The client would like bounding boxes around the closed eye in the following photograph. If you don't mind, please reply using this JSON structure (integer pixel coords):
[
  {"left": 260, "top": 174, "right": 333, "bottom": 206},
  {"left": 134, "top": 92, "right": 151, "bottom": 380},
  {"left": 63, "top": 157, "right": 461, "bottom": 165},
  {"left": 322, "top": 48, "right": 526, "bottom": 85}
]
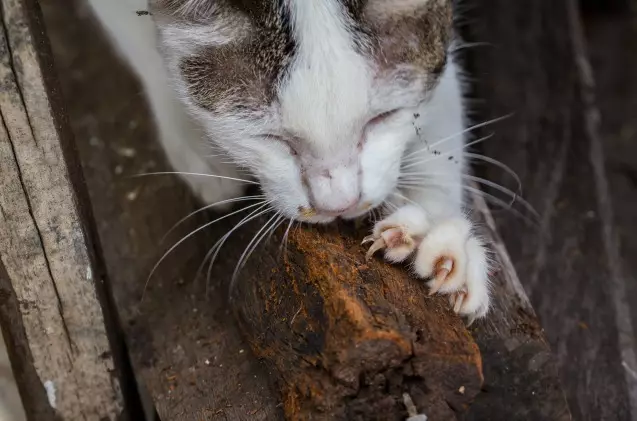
[
  {"left": 261, "top": 134, "right": 299, "bottom": 156},
  {"left": 366, "top": 109, "right": 402, "bottom": 128},
  {"left": 359, "top": 109, "right": 403, "bottom": 148}
]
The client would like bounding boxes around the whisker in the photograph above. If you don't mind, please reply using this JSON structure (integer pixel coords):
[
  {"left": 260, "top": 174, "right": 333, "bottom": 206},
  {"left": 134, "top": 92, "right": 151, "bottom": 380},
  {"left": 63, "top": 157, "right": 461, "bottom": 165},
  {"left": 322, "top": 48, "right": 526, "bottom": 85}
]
[
  {"left": 200, "top": 203, "right": 274, "bottom": 293},
  {"left": 399, "top": 173, "right": 537, "bottom": 217},
  {"left": 401, "top": 133, "right": 494, "bottom": 170},
  {"left": 230, "top": 212, "right": 283, "bottom": 293},
  {"left": 279, "top": 218, "right": 295, "bottom": 257},
  {"left": 142, "top": 200, "right": 267, "bottom": 300},
  {"left": 265, "top": 214, "right": 287, "bottom": 244},
  {"left": 450, "top": 41, "right": 493, "bottom": 53},
  {"left": 131, "top": 171, "right": 259, "bottom": 185},
  {"left": 464, "top": 152, "right": 522, "bottom": 195},
  {"left": 160, "top": 195, "right": 266, "bottom": 244},
  {"left": 403, "top": 114, "right": 512, "bottom": 160},
  {"left": 397, "top": 182, "right": 536, "bottom": 226},
  {"left": 390, "top": 191, "right": 422, "bottom": 210}
]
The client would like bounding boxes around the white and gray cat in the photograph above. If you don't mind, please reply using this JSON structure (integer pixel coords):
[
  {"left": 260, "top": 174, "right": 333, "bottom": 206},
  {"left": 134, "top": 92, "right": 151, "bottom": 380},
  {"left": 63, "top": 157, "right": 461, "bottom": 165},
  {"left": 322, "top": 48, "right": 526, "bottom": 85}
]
[{"left": 87, "top": 0, "right": 491, "bottom": 321}]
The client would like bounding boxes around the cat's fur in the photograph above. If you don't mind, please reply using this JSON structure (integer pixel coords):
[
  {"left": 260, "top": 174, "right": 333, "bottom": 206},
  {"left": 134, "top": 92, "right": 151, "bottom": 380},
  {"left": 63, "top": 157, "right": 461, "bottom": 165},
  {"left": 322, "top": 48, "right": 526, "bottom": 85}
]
[{"left": 87, "top": 0, "right": 491, "bottom": 319}]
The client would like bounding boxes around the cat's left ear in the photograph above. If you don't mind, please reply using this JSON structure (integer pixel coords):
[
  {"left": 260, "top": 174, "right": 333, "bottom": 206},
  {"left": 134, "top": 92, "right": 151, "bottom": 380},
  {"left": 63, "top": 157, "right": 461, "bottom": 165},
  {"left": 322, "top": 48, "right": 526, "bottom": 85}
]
[{"left": 363, "top": 0, "right": 451, "bottom": 21}]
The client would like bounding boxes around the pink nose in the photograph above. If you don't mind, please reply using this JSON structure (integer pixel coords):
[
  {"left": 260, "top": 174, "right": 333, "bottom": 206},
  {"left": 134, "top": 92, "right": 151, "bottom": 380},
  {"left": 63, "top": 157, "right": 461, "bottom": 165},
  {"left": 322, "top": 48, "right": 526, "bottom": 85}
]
[{"left": 307, "top": 166, "right": 360, "bottom": 215}]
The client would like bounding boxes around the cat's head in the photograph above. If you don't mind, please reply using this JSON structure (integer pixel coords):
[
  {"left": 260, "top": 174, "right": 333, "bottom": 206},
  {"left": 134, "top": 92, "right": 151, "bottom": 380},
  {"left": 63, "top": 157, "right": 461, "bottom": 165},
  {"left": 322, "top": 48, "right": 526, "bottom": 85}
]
[{"left": 151, "top": 0, "right": 453, "bottom": 223}]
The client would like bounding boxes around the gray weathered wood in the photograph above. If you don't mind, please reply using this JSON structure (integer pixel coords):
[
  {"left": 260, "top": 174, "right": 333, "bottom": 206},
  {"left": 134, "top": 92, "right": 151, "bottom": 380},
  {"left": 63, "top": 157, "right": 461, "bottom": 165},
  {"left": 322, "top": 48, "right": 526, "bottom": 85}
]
[
  {"left": 0, "top": 0, "right": 126, "bottom": 419},
  {"left": 463, "top": 0, "right": 637, "bottom": 418}
]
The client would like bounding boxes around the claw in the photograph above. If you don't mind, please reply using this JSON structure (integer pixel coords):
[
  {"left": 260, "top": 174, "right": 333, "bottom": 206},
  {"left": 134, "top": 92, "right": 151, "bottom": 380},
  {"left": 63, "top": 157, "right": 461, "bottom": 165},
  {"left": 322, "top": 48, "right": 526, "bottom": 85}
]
[
  {"left": 466, "top": 314, "right": 477, "bottom": 327},
  {"left": 453, "top": 290, "right": 466, "bottom": 313},
  {"left": 361, "top": 234, "right": 376, "bottom": 245},
  {"left": 428, "top": 257, "right": 453, "bottom": 296},
  {"left": 365, "top": 238, "right": 386, "bottom": 261}
]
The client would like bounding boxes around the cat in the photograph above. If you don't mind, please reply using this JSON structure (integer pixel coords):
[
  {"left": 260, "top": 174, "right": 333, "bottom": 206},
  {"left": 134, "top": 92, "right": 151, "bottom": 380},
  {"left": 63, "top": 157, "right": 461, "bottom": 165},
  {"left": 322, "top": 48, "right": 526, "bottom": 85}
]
[{"left": 87, "top": 0, "right": 491, "bottom": 322}]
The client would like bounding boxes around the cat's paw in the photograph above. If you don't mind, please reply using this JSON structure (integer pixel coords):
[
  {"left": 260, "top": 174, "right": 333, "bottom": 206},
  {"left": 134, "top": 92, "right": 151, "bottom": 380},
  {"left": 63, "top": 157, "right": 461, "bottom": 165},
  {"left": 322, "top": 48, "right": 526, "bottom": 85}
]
[{"left": 364, "top": 205, "right": 491, "bottom": 323}]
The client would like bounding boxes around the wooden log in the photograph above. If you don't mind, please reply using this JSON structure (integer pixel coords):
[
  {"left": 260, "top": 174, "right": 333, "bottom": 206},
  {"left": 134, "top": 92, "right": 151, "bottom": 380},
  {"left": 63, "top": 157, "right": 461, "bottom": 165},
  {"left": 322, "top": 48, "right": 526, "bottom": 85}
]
[
  {"left": 232, "top": 223, "right": 483, "bottom": 421},
  {"left": 0, "top": 0, "right": 139, "bottom": 419}
]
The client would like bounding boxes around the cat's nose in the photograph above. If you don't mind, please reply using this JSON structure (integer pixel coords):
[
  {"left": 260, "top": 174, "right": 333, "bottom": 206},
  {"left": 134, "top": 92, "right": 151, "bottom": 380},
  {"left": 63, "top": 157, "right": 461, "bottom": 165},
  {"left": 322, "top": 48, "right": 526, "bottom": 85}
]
[{"left": 307, "top": 166, "right": 360, "bottom": 215}]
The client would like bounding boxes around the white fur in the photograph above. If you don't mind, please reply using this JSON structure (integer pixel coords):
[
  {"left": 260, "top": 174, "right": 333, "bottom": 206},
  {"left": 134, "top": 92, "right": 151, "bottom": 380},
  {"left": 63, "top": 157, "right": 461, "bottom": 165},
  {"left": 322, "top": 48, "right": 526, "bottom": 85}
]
[
  {"left": 86, "top": 0, "right": 244, "bottom": 208},
  {"left": 87, "top": 0, "right": 492, "bottom": 319},
  {"left": 365, "top": 61, "right": 491, "bottom": 320}
]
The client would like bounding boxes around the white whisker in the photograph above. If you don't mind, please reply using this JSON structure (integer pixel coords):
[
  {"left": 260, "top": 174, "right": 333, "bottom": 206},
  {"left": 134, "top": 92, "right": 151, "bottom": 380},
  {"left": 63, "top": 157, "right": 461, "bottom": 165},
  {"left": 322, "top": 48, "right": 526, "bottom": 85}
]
[
  {"left": 132, "top": 171, "right": 259, "bottom": 185},
  {"left": 199, "top": 203, "right": 274, "bottom": 292},
  {"left": 464, "top": 152, "right": 522, "bottom": 195},
  {"left": 390, "top": 191, "right": 422, "bottom": 210},
  {"left": 279, "top": 218, "right": 295, "bottom": 257},
  {"left": 399, "top": 173, "right": 537, "bottom": 217},
  {"left": 397, "top": 182, "right": 536, "bottom": 225},
  {"left": 404, "top": 114, "right": 511, "bottom": 160},
  {"left": 401, "top": 133, "right": 494, "bottom": 170},
  {"left": 230, "top": 212, "right": 283, "bottom": 293},
  {"left": 161, "top": 195, "right": 266, "bottom": 244},
  {"left": 142, "top": 200, "right": 267, "bottom": 300}
]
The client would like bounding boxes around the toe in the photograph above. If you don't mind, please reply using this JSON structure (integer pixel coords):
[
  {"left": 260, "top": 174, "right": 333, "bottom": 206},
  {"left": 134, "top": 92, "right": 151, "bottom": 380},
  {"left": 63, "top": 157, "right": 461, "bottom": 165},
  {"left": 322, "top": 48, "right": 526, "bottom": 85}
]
[
  {"left": 427, "top": 257, "right": 454, "bottom": 295},
  {"left": 365, "top": 238, "right": 387, "bottom": 260}
]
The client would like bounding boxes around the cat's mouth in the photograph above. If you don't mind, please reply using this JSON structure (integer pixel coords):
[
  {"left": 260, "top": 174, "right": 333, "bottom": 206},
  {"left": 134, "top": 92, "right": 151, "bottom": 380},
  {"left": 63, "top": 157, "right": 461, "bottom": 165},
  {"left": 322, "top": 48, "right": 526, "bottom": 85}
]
[{"left": 296, "top": 201, "right": 376, "bottom": 224}]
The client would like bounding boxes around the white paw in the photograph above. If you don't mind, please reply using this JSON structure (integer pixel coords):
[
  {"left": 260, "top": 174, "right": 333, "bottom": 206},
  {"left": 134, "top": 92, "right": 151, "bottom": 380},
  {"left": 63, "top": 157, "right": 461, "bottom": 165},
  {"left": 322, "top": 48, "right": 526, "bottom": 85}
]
[{"left": 364, "top": 205, "right": 491, "bottom": 323}]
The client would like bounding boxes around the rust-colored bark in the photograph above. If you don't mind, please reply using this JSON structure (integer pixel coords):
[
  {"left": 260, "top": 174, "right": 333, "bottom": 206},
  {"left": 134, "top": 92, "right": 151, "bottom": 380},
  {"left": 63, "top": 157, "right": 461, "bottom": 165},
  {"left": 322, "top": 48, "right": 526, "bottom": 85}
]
[{"left": 232, "top": 223, "right": 483, "bottom": 421}]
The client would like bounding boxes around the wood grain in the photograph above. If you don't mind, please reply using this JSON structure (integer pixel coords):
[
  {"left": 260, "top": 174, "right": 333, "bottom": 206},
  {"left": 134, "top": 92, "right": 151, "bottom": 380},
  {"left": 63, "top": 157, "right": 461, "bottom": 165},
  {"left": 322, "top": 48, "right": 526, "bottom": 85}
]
[
  {"left": 462, "top": 0, "right": 637, "bottom": 419},
  {"left": 0, "top": 0, "right": 127, "bottom": 419}
]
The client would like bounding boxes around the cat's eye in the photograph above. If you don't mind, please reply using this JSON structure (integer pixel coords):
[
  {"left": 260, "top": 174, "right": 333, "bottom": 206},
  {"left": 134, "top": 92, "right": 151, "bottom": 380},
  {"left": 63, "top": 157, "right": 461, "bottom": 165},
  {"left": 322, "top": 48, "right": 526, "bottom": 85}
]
[
  {"left": 261, "top": 134, "right": 298, "bottom": 156},
  {"left": 359, "top": 109, "right": 402, "bottom": 148},
  {"left": 366, "top": 109, "right": 401, "bottom": 128}
]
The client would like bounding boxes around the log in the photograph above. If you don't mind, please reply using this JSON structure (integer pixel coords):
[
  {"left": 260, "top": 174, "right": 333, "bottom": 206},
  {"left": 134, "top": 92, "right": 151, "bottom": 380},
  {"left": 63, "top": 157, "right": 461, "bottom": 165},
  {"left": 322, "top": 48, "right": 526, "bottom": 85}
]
[
  {"left": 232, "top": 223, "right": 483, "bottom": 421},
  {"left": 0, "top": 0, "right": 142, "bottom": 419}
]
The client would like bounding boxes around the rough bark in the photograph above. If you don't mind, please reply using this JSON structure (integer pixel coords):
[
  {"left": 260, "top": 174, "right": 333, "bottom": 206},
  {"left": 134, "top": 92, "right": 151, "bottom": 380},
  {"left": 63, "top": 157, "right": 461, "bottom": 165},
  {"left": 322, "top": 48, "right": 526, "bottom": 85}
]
[{"left": 233, "top": 223, "right": 483, "bottom": 421}]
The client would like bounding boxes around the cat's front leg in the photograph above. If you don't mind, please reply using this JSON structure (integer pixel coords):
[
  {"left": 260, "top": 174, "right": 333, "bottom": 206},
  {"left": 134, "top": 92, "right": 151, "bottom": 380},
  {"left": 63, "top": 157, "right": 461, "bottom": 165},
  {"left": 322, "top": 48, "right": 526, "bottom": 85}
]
[{"left": 364, "top": 61, "right": 492, "bottom": 322}]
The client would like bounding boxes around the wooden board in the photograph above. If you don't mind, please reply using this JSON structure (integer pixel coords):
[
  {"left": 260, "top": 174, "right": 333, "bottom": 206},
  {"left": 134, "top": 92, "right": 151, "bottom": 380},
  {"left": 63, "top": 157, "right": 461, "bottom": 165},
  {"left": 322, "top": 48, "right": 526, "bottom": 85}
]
[
  {"left": 0, "top": 0, "right": 132, "bottom": 419},
  {"left": 463, "top": 0, "right": 637, "bottom": 419},
  {"left": 38, "top": 1, "right": 572, "bottom": 420}
]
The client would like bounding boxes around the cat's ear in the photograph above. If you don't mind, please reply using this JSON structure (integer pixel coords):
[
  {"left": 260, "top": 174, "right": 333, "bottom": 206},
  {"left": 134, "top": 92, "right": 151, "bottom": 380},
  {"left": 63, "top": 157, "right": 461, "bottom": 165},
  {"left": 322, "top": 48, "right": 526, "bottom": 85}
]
[
  {"left": 150, "top": 0, "right": 218, "bottom": 22},
  {"left": 363, "top": 0, "right": 452, "bottom": 76},
  {"left": 364, "top": 0, "right": 450, "bottom": 21},
  {"left": 149, "top": 0, "right": 251, "bottom": 52}
]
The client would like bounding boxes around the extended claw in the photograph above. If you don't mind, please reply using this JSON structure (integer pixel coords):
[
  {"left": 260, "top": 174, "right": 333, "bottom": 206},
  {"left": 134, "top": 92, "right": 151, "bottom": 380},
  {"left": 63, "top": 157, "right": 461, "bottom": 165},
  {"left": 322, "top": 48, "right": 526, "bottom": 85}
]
[
  {"left": 361, "top": 235, "right": 376, "bottom": 245},
  {"left": 365, "top": 238, "right": 387, "bottom": 261},
  {"left": 428, "top": 257, "right": 454, "bottom": 296},
  {"left": 452, "top": 290, "right": 467, "bottom": 313}
]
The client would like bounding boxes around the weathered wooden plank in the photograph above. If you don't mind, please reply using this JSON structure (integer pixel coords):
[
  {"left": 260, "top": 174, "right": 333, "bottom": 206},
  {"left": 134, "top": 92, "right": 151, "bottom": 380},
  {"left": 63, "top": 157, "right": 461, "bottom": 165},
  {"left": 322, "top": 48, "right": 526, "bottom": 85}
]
[
  {"left": 0, "top": 0, "right": 128, "bottom": 419},
  {"left": 462, "top": 0, "right": 637, "bottom": 419}
]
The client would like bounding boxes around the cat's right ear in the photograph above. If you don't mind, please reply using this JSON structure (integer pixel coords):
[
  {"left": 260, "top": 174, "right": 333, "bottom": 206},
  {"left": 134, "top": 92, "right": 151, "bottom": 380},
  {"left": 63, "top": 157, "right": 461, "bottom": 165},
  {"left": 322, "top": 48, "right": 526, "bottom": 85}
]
[
  {"left": 149, "top": 0, "right": 251, "bottom": 53},
  {"left": 150, "top": 0, "right": 218, "bottom": 22}
]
